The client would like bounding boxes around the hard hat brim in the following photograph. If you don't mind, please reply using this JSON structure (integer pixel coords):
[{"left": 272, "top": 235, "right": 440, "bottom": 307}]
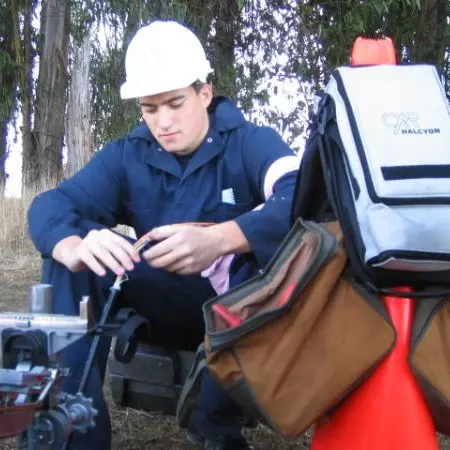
[{"left": 120, "top": 73, "right": 209, "bottom": 100}]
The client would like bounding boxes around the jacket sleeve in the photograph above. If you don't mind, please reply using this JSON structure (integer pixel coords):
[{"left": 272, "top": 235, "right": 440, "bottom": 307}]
[
  {"left": 27, "top": 140, "right": 128, "bottom": 258},
  {"left": 234, "top": 126, "right": 300, "bottom": 267}
]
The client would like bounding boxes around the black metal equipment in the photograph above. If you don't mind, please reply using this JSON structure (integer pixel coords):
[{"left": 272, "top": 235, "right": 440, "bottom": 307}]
[
  {"left": 0, "top": 283, "right": 100, "bottom": 449},
  {"left": 109, "top": 343, "right": 195, "bottom": 416},
  {"left": 0, "top": 278, "right": 149, "bottom": 450}
]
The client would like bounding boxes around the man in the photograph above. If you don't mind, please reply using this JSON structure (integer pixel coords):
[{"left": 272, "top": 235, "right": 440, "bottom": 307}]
[{"left": 27, "top": 20, "right": 300, "bottom": 450}]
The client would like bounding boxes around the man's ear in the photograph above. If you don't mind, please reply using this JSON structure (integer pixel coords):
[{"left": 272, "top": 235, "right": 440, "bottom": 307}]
[{"left": 200, "top": 83, "right": 213, "bottom": 108}]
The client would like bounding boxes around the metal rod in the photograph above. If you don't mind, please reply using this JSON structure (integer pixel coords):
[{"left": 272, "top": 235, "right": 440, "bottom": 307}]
[
  {"left": 61, "top": 282, "right": 123, "bottom": 450},
  {"left": 78, "top": 287, "right": 120, "bottom": 393}
]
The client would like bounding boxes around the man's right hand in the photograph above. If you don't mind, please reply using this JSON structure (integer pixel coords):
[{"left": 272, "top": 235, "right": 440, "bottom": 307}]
[{"left": 52, "top": 230, "right": 141, "bottom": 277}]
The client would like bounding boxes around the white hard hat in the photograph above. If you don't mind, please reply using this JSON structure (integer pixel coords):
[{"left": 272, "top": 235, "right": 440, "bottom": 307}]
[{"left": 120, "top": 21, "right": 213, "bottom": 99}]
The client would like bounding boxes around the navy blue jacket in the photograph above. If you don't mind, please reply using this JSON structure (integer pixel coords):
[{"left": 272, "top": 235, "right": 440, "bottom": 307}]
[{"left": 28, "top": 97, "right": 299, "bottom": 268}]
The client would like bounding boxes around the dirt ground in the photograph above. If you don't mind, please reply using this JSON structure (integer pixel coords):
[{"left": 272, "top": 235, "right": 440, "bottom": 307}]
[{"left": 0, "top": 250, "right": 449, "bottom": 449}]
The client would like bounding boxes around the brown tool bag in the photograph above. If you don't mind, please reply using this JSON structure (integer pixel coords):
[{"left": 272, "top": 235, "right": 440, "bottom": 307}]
[
  {"left": 410, "top": 295, "right": 450, "bottom": 436},
  {"left": 178, "top": 219, "right": 396, "bottom": 437}
]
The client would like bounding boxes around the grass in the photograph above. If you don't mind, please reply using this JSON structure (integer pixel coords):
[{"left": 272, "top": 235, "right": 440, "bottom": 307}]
[{"left": 0, "top": 189, "right": 37, "bottom": 257}]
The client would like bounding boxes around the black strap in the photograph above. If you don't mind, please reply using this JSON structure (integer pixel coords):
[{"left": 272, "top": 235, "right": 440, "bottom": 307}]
[
  {"left": 176, "top": 344, "right": 206, "bottom": 429},
  {"left": 114, "top": 315, "right": 150, "bottom": 363}
]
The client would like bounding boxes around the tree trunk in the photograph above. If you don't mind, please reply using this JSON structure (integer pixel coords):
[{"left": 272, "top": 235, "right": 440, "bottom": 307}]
[
  {"left": 32, "top": 0, "right": 70, "bottom": 188},
  {"left": 0, "top": 120, "right": 8, "bottom": 194},
  {"left": 65, "top": 32, "right": 92, "bottom": 177},
  {"left": 18, "top": 0, "right": 39, "bottom": 192},
  {"left": 413, "top": 0, "right": 448, "bottom": 67},
  {"left": 0, "top": 7, "right": 15, "bottom": 194},
  {"left": 185, "top": 0, "right": 214, "bottom": 45},
  {"left": 212, "top": 1, "right": 240, "bottom": 99}
]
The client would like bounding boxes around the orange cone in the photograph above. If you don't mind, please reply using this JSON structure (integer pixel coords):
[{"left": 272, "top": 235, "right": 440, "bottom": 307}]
[
  {"left": 350, "top": 37, "right": 397, "bottom": 66},
  {"left": 311, "top": 288, "right": 438, "bottom": 450}
]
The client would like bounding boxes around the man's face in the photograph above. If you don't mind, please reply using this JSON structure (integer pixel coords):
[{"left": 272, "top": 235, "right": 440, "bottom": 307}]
[{"left": 138, "top": 84, "right": 213, "bottom": 155}]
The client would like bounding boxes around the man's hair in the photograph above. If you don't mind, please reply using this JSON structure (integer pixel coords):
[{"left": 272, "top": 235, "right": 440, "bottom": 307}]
[{"left": 191, "top": 80, "right": 205, "bottom": 94}]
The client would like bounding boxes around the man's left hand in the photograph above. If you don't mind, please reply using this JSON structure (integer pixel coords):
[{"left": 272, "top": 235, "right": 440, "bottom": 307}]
[{"left": 143, "top": 224, "right": 225, "bottom": 274}]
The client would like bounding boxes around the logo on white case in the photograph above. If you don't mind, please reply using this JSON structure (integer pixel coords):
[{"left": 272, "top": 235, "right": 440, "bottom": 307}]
[{"left": 382, "top": 112, "right": 440, "bottom": 135}]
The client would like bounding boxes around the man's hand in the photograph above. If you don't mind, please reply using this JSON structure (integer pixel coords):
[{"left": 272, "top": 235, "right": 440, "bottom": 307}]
[
  {"left": 143, "top": 221, "right": 249, "bottom": 275},
  {"left": 52, "top": 230, "right": 141, "bottom": 277}
]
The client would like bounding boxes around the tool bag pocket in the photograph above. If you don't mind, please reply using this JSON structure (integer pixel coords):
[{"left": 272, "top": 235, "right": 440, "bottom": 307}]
[
  {"left": 410, "top": 295, "right": 450, "bottom": 436},
  {"left": 202, "top": 219, "right": 396, "bottom": 437}
]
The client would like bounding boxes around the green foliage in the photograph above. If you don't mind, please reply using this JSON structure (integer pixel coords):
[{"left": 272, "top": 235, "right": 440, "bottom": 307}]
[
  {"left": 293, "top": 0, "right": 449, "bottom": 83},
  {"left": 54, "top": 0, "right": 450, "bottom": 153},
  {"left": 234, "top": 0, "right": 314, "bottom": 147},
  {"left": 90, "top": 44, "right": 140, "bottom": 148}
]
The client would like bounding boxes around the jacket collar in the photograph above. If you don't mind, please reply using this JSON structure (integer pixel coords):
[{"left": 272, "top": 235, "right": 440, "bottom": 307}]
[
  {"left": 208, "top": 96, "right": 246, "bottom": 132},
  {"left": 130, "top": 96, "right": 245, "bottom": 178}
]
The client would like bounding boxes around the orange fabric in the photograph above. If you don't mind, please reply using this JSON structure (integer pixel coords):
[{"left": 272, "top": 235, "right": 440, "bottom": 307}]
[{"left": 350, "top": 37, "right": 397, "bottom": 66}]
